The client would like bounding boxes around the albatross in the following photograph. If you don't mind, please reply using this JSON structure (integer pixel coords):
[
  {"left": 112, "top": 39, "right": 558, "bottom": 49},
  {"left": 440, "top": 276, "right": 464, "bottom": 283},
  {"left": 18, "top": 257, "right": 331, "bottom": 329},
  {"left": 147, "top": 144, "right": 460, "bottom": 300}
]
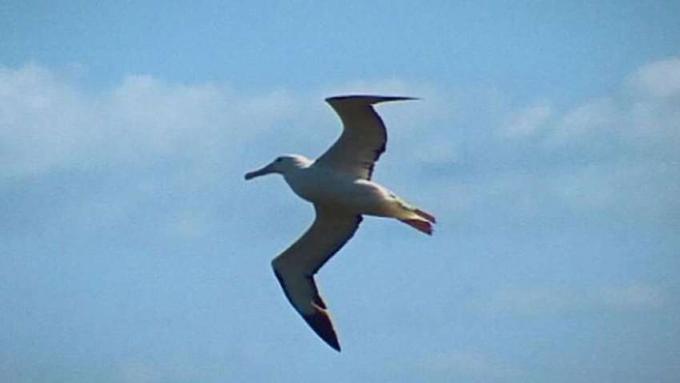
[{"left": 244, "top": 95, "right": 435, "bottom": 351}]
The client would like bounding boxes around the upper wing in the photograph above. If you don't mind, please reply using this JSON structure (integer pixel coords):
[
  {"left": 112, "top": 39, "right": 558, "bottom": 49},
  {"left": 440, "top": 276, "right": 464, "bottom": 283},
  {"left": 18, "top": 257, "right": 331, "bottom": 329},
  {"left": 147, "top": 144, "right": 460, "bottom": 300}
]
[
  {"left": 271, "top": 205, "right": 362, "bottom": 351},
  {"left": 316, "top": 95, "right": 416, "bottom": 180}
]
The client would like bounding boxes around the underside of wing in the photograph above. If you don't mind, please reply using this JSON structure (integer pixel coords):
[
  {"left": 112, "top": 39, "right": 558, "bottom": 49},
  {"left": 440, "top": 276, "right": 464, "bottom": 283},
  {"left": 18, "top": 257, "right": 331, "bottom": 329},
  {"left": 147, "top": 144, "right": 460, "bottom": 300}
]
[
  {"left": 271, "top": 205, "right": 362, "bottom": 351},
  {"left": 273, "top": 271, "right": 341, "bottom": 351},
  {"left": 317, "top": 95, "right": 416, "bottom": 180}
]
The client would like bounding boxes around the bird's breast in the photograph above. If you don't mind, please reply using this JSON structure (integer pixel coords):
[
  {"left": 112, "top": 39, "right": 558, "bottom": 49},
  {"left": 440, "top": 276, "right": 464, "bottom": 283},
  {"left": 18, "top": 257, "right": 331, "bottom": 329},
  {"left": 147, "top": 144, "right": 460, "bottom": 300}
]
[
  {"left": 284, "top": 168, "right": 391, "bottom": 214},
  {"left": 285, "top": 168, "right": 346, "bottom": 204}
]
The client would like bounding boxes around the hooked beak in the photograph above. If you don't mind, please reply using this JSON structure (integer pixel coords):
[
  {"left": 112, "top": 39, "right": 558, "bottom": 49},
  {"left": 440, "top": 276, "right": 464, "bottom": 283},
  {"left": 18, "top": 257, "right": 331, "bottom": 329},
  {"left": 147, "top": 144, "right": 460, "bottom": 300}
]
[{"left": 244, "top": 163, "right": 275, "bottom": 180}]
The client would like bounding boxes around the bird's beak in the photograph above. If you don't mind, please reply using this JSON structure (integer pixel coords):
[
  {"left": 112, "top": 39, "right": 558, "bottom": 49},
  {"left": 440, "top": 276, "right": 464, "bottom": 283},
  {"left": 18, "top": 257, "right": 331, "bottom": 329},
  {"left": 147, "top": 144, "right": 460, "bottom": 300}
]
[{"left": 244, "top": 163, "right": 275, "bottom": 180}]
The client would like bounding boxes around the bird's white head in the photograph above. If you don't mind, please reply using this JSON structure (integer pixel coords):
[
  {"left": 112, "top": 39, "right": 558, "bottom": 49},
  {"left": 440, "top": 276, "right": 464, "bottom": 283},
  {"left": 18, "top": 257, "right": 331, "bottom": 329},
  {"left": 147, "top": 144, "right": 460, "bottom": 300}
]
[{"left": 244, "top": 154, "right": 311, "bottom": 180}]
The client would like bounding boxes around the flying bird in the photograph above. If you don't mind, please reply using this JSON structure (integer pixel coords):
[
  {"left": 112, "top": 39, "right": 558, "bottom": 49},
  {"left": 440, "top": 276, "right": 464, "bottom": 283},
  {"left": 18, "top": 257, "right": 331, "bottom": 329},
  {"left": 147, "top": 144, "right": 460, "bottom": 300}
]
[{"left": 244, "top": 95, "right": 435, "bottom": 351}]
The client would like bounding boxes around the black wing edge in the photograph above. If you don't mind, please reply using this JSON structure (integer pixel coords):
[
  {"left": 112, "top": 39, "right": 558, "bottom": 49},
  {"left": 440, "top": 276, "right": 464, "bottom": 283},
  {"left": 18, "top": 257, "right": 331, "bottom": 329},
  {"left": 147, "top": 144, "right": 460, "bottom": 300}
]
[
  {"left": 272, "top": 270, "right": 341, "bottom": 352},
  {"left": 303, "top": 310, "right": 342, "bottom": 352},
  {"left": 325, "top": 95, "right": 419, "bottom": 104},
  {"left": 270, "top": 214, "right": 362, "bottom": 352}
]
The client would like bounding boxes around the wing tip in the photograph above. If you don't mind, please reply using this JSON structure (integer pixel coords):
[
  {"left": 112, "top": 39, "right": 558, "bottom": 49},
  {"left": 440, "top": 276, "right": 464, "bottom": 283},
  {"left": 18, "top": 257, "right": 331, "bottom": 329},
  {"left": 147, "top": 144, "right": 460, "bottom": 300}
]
[
  {"left": 325, "top": 95, "right": 419, "bottom": 104},
  {"left": 303, "top": 309, "right": 342, "bottom": 352}
]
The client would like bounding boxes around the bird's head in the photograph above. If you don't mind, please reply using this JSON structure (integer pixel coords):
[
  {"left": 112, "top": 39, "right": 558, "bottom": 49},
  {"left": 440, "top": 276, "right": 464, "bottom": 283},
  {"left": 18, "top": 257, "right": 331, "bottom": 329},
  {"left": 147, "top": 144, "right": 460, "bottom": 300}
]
[{"left": 244, "top": 154, "right": 311, "bottom": 180}]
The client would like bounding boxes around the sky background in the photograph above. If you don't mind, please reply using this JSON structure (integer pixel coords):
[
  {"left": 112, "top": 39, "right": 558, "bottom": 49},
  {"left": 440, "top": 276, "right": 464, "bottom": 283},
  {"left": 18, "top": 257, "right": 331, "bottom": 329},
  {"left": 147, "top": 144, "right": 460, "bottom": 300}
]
[{"left": 2, "top": 1, "right": 680, "bottom": 382}]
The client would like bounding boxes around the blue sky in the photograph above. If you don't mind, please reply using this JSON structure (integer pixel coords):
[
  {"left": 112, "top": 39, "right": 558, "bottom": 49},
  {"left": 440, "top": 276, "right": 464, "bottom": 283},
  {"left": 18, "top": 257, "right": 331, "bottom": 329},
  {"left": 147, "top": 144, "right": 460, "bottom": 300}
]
[{"left": 1, "top": 1, "right": 679, "bottom": 382}]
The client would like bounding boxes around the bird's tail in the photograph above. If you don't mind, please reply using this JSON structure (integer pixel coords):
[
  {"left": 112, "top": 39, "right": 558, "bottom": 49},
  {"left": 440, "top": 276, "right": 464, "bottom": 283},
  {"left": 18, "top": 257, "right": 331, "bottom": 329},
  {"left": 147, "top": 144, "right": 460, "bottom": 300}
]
[
  {"left": 415, "top": 208, "right": 436, "bottom": 223},
  {"left": 399, "top": 218, "right": 434, "bottom": 235},
  {"left": 399, "top": 207, "right": 436, "bottom": 235},
  {"left": 392, "top": 196, "right": 436, "bottom": 235}
]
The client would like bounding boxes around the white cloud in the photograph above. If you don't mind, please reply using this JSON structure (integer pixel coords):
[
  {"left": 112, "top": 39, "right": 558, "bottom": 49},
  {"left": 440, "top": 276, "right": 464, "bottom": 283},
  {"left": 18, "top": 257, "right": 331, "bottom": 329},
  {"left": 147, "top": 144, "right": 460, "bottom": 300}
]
[
  {"left": 0, "top": 64, "right": 91, "bottom": 177},
  {"left": 502, "top": 103, "right": 552, "bottom": 137},
  {"left": 628, "top": 57, "right": 680, "bottom": 99},
  {"left": 546, "top": 97, "right": 617, "bottom": 144},
  {"left": 457, "top": 56, "right": 680, "bottom": 223},
  {"left": 0, "top": 64, "right": 300, "bottom": 179},
  {"left": 545, "top": 58, "right": 680, "bottom": 147}
]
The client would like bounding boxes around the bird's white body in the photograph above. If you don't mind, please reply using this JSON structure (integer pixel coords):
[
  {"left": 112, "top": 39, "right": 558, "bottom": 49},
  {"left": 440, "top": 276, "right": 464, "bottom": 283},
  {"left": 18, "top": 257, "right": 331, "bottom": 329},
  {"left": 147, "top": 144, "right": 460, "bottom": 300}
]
[
  {"left": 282, "top": 157, "right": 420, "bottom": 220},
  {"left": 245, "top": 95, "right": 435, "bottom": 351}
]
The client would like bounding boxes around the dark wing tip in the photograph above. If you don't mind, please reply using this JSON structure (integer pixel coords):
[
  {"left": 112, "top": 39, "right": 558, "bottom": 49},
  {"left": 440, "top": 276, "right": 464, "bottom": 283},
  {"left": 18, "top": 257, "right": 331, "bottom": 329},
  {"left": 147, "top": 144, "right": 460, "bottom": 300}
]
[
  {"left": 303, "top": 310, "right": 342, "bottom": 352},
  {"left": 325, "top": 95, "right": 419, "bottom": 104}
]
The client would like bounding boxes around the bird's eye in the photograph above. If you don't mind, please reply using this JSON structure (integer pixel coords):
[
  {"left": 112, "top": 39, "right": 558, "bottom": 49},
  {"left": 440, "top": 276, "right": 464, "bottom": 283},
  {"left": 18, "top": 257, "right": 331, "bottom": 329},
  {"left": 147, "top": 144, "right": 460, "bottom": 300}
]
[{"left": 275, "top": 158, "right": 283, "bottom": 162}]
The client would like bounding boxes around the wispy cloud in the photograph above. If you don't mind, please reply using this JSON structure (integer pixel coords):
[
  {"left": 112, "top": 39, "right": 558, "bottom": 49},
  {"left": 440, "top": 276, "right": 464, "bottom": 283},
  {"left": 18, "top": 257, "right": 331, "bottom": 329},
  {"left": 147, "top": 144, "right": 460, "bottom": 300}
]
[
  {"left": 495, "top": 57, "right": 680, "bottom": 149},
  {"left": 534, "top": 57, "right": 680, "bottom": 148},
  {"left": 418, "top": 350, "right": 522, "bottom": 380},
  {"left": 473, "top": 283, "right": 667, "bottom": 316},
  {"left": 628, "top": 57, "right": 680, "bottom": 99},
  {"left": 118, "top": 361, "right": 162, "bottom": 383},
  {"left": 599, "top": 284, "right": 666, "bottom": 310},
  {"left": 425, "top": 56, "right": 680, "bottom": 224},
  {"left": 0, "top": 64, "right": 301, "bottom": 179},
  {"left": 545, "top": 97, "right": 617, "bottom": 144},
  {"left": 501, "top": 103, "right": 552, "bottom": 138}
]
